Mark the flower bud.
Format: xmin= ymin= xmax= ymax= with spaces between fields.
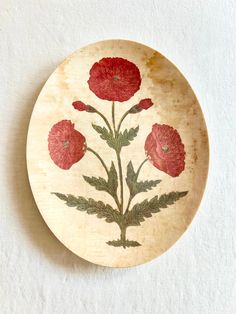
xmin=72 ymin=101 xmax=95 ymax=113
xmin=137 ymin=98 xmax=154 ymax=110
xmin=129 ymin=98 xmax=154 ymax=114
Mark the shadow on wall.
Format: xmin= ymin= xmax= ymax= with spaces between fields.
xmin=8 ymin=67 xmax=97 ymax=272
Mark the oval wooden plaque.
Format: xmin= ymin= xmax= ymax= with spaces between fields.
xmin=27 ymin=40 xmax=209 ymax=267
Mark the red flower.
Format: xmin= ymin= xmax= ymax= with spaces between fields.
xmin=137 ymin=98 xmax=153 ymax=110
xmin=145 ymin=124 xmax=185 ymax=177
xmin=72 ymin=101 xmax=89 ymax=111
xmin=129 ymin=98 xmax=154 ymax=113
xmin=87 ymin=57 xmax=141 ymax=102
xmin=48 ymin=120 xmax=86 ymax=170
xmin=72 ymin=101 xmax=95 ymax=112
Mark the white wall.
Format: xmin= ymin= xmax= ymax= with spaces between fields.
xmin=0 ymin=1 xmax=235 ymax=313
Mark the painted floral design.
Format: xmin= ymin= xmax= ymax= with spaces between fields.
xmin=48 ymin=120 xmax=86 ymax=170
xmin=145 ymin=124 xmax=185 ymax=177
xmin=49 ymin=57 xmax=188 ymax=248
xmin=87 ymin=57 xmax=141 ymax=102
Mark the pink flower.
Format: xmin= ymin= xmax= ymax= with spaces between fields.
xmin=145 ymin=124 xmax=185 ymax=177
xmin=48 ymin=120 xmax=86 ymax=170
xmin=87 ymin=57 xmax=141 ymax=102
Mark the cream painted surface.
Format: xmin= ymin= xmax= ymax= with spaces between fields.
xmin=27 ymin=40 xmax=208 ymax=267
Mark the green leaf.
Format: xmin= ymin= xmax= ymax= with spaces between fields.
xmin=124 ymin=191 xmax=188 ymax=227
xmin=126 ymin=160 xmax=136 ymax=180
xmin=83 ymin=176 xmax=108 ymax=191
xmin=53 ymin=192 xmax=68 ymax=202
xmin=53 ymin=193 xmax=78 ymax=207
xmin=107 ymin=239 xmax=141 ymax=247
xmin=83 ymin=162 xmax=118 ymax=198
xmin=107 ymin=162 xmax=118 ymax=196
xmin=116 ymin=126 xmax=139 ymax=150
xmin=135 ymin=180 xmax=162 ymax=193
xmin=92 ymin=124 xmax=115 ymax=149
xmin=126 ymin=161 xmax=161 ymax=197
xmin=92 ymin=124 xmax=139 ymax=152
xmin=92 ymin=124 xmax=111 ymax=141
xmin=52 ymin=193 xmax=121 ymax=224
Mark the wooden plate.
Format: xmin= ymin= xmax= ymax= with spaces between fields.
xmin=27 ymin=40 xmax=209 ymax=267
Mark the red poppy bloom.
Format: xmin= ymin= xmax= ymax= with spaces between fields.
xmin=87 ymin=57 xmax=141 ymax=102
xmin=137 ymin=98 xmax=153 ymax=110
xmin=48 ymin=120 xmax=86 ymax=170
xmin=145 ymin=124 xmax=185 ymax=177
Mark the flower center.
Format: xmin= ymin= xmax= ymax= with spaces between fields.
xmin=63 ymin=140 xmax=70 ymax=148
xmin=113 ymin=75 xmax=120 ymax=81
xmin=162 ymin=144 xmax=169 ymax=153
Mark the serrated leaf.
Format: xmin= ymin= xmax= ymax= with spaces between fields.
xmin=126 ymin=161 xmax=161 ymax=197
xmin=135 ymin=180 xmax=162 ymax=193
xmin=83 ymin=176 xmax=108 ymax=191
xmin=52 ymin=192 xmax=68 ymax=202
xmin=126 ymin=161 xmax=136 ymax=181
xmin=52 ymin=193 xmax=79 ymax=207
xmin=83 ymin=162 xmax=118 ymax=198
xmin=92 ymin=124 xmax=115 ymax=149
xmin=116 ymin=126 xmax=139 ymax=150
xmin=156 ymin=191 xmax=188 ymax=208
xmin=52 ymin=193 xmax=121 ymax=224
xmin=124 ymin=191 xmax=188 ymax=227
xmin=107 ymin=162 xmax=118 ymax=196
xmin=126 ymin=161 xmax=136 ymax=196
xmin=92 ymin=124 xmax=111 ymax=141
xmin=92 ymin=124 xmax=139 ymax=152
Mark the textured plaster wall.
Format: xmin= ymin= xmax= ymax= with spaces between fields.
xmin=0 ymin=1 xmax=235 ymax=313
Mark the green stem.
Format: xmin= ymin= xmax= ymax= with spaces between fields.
xmin=94 ymin=108 xmax=113 ymax=135
xmin=113 ymin=195 xmax=121 ymax=211
xmin=87 ymin=147 xmax=121 ymax=210
xmin=112 ymin=101 xmax=116 ymax=135
xmin=125 ymin=158 xmax=148 ymax=213
xmin=125 ymin=197 xmax=132 ymax=215
xmin=111 ymin=101 xmax=124 ymax=214
xmin=120 ymin=226 xmax=127 ymax=248
xmin=117 ymin=110 xmax=130 ymax=133
xmin=87 ymin=147 xmax=109 ymax=175
xmin=136 ymin=158 xmax=148 ymax=179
